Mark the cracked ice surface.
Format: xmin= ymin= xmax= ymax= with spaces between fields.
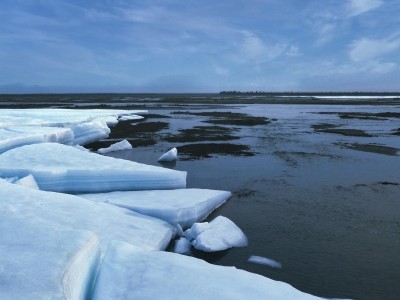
xmin=0 ymin=143 xmax=187 ymax=193
xmin=0 ymin=214 xmax=100 ymax=300
xmin=92 ymin=241 xmax=321 ymax=300
xmin=0 ymin=181 xmax=174 ymax=251
xmin=79 ymin=188 xmax=231 ymax=228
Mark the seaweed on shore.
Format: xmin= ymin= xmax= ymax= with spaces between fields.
xmin=164 ymin=126 xmax=240 ymax=143
xmin=177 ymin=143 xmax=255 ymax=160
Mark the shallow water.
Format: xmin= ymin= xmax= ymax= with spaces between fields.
xmin=107 ymin=103 xmax=400 ymax=299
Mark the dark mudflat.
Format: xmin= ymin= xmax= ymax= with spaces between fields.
xmin=337 ymin=142 xmax=399 ymax=156
xmin=316 ymin=128 xmax=372 ymax=137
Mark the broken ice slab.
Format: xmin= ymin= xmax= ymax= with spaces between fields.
xmin=92 ymin=241 xmax=321 ymax=300
xmin=0 ymin=181 xmax=174 ymax=251
xmin=157 ymin=147 xmax=178 ymax=162
xmin=185 ymin=216 xmax=248 ymax=252
xmin=0 ymin=143 xmax=187 ymax=193
xmin=0 ymin=126 xmax=74 ymax=154
xmin=0 ymin=108 xmax=148 ymax=128
xmin=79 ymin=188 xmax=231 ymax=228
xmin=0 ymin=215 xmax=100 ymax=300
xmin=14 ymin=174 xmax=39 ymax=189
xmin=68 ymin=121 xmax=111 ymax=145
xmin=118 ymin=115 xmax=144 ymax=121
xmin=97 ymin=139 xmax=132 ymax=154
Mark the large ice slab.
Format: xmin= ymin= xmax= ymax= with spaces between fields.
xmin=79 ymin=188 xmax=230 ymax=228
xmin=0 ymin=181 xmax=174 ymax=251
xmin=0 ymin=108 xmax=148 ymax=127
xmin=0 ymin=143 xmax=187 ymax=193
xmin=0 ymin=214 xmax=100 ymax=300
xmin=0 ymin=126 xmax=74 ymax=153
xmin=92 ymin=241 xmax=320 ymax=300
xmin=185 ymin=216 xmax=248 ymax=252
xmin=69 ymin=121 xmax=111 ymax=145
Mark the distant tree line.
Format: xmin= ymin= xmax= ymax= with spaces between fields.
xmin=219 ymin=91 xmax=400 ymax=96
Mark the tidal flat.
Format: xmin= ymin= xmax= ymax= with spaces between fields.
xmin=2 ymin=94 xmax=400 ymax=299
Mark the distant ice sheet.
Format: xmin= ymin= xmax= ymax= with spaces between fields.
xmin=0 ymin=215 xmax=100 ymax=300
xmin=0 ymin=181 xmax=174 ymax=251
xmin=92 ymin=241 xmax=321 ymax=300
xmin=97 ymin=139 xmax=132 ymax=154
xmin=0 ymin=143 xmax=186 ymax=193
xmin=248 ymin=255 xmax=282 ymax=268
xmin=185 ymin=216 xmax=248 ymax=252
xmin=79 ymin=188 xmax=230 ymax=228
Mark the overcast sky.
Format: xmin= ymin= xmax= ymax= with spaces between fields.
xmin=1 ymin=0 xmax=399 ymax=93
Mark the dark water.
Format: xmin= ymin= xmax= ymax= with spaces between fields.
xmin=2 ymin=94 xmax=399 ymax=299
xmin=104 ymin=101 xmax=400 ymax=300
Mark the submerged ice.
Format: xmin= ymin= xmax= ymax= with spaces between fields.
xmin=0 ymin=143 xmax=186 ymax=193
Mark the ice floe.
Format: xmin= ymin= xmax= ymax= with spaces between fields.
xmin=92 ymin=241 xmax=320 ymax=300
xmin=185 ymin=216 xmax=248 ymax=252
xmin=79 ymin=188 xmax=230 ymax=228
xmin=0 ymin=181 xmax=174 ymax=251
xmin=248 ymin=255 xmax=282 ymax=269
xmin=0 ymin=214 xmax=100 ymax=300
xmin=97 ymin=139 xmax=132 ymax=154
xmin=157 ymin=147 xmax=178 ymax=162
xmin=69 ymin=121 xmax=111 ymax=145
xmin=118 ymin=115 xmax=144 ymax=121
xmin=0 ymin=143 xmax=186 ymax=193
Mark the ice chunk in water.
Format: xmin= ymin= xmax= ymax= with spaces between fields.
xmin=0 ymin=143 xmax=186 ymax=193
xmin=79 ymin=188 xmax=230 ymax=228
xmin=15 ymin=174 xmax=39 ymax=189
xmin=157 ymin=147 xmax=178 ymax=162
xmin=68 ymin=121 xmax=111 ymax=145
xmin=92 ymin=241 xmax=321 ymax=300
xmin=185 ymin=216 xmax=248 ymax=252
xmin=98 ymin=139 xmax=132 ymax=154
xmin=248 ymin=255 xmax=282 ymax=269
xmin=0 ymin=215 xmax=100 ymax=300
xmin=118 ymin=115 xmax=144 ymax=121
xmin=0 ymin=181 xmax=174 ymax=251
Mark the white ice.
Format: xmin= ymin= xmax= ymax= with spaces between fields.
xmin=0 ymin=214 xmax=100 ymax=300
xmin=0 ymin=143 xmax=187 ymax=193
xmin=185 ymin=216 xmax=248 ymax=252
xmin=157 ymin=147 xmax=178 ymax=162
xmin=0 ymin=181 xmax=174 ymax=251
xmin=0 ymin=126 xmax=73 ymax=153
xmin=97 ymin=139 xmax=132 ymax=154
xmin=79 ymin=188 xmax=231 ymax=228
xmin=92 ymin=241 xmax=321 ymax=300
xmin=15 ymin=174 xmax=39 ymax=189
xmin=0 ymin=109 xmax=148 ymax=147
xmin=248 ymin=255 xmax=282 ymax=269
xmin=118 ymin=115 xmax=144 ymax=121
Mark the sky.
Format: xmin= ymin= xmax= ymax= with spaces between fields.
xmin=0 ymin=0 xmax=400 ymax=93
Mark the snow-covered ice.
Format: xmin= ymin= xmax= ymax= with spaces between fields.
xmin=92 ymin=241 xmax=320 ymax=300
xmin=14 ymin=174 xmax=39 ymax=189
xmin=0 ymin=214 xmax=100 ymax=300
xmin=185 ymin=216 xmax=248 ymax=252
xmin=97 ymin=139 xmax=132 ymax=154
xmin=248 ymin=255 xmax=282 ymax=269
xmin=79 ymin=188 xmax=230 ymax=228
xmin=0 ymin=181 xmax=174 ymax=251
xmin=157 ymin=147 xmax=178 ymax=162
xmin=0 ymin=143 xmax=186 ymax=193
xmin=69 ymin=121 xmax=111 ymax=145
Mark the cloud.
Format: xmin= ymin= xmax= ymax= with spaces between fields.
xmin=345 ymin=0 xmax=383 ymax=18
xmin=349 ymin=37 xmax=400 ymax=62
